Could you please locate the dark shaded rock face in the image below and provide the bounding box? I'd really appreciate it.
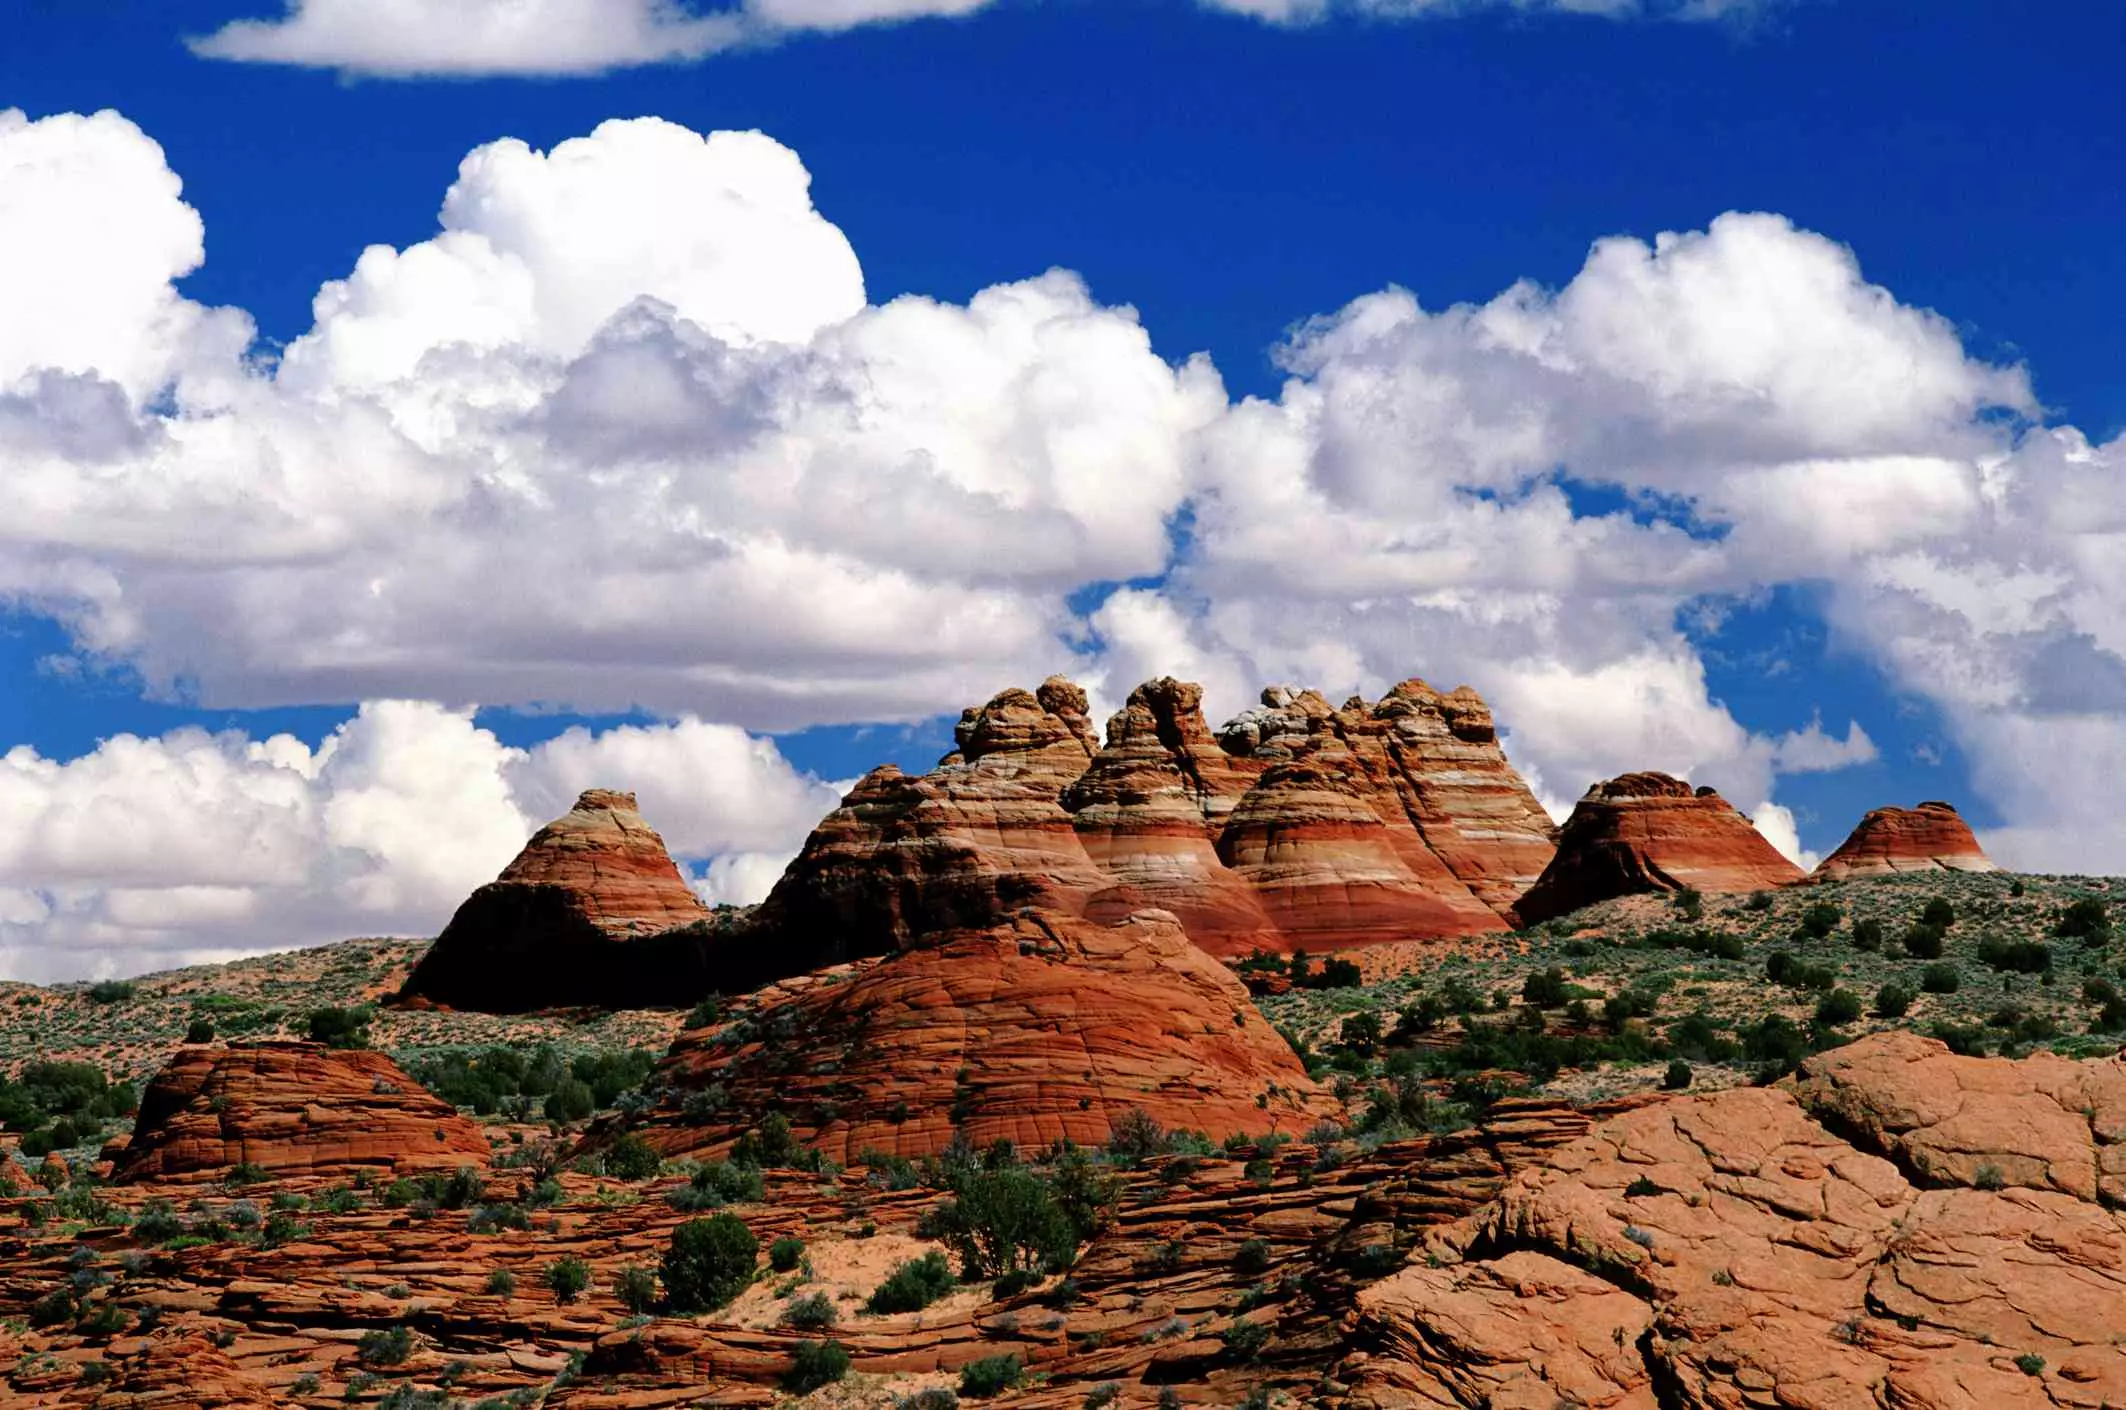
[1512,770,1804,925]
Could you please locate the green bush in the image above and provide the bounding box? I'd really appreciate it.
[543,1078,594,1123]
[1662,1059,1694,1090]
[184,1019,214,1044]
[868,1250,957,1314]
[356,1325,413,1367]
[1919,897,1956,929]
[1901,924,1946,960]
[545,1256,591,1304]
[1520,966,1570,1008]
[931,1167,1074,1278]
[784,1339,851,1394]
[669,1160,764,1210]
[782,1290,837,1330]
[1852,918,1884,952]
[1798,902,1841,940]
[1977,937,2051,974]
[2056,896,2109,941]
[1874,983,1916,1018]
[1233,1238,1271,1275]
[133,1199,184,1244]
[684,994,724,1028]
[958,1354,1024,1399]
[661,1214,758,1313]
[305,1006,372,1048]
[1920,962,1962,994]
[602,1132,662,1181]
[1814,989,1863,1026]
[1741,1015,1808,1069]
[769,1236,805,1273]
[484,1268,516,1296]
[87,980,135,1005]
[614,1264,658,1314]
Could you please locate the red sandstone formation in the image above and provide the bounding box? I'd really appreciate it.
[632,907,1339,1162]
[116,1042,490,1183]
[1512,771,1804,925]
[1342,1032,2126,1410]
[398,789,716,1012]
[752,671,1554,970]
[1813,799,1999,882]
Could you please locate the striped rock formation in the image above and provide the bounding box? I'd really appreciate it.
[1512,771,1804,925]
[398,789,715,1012]
[1813,800,1998,882]
[116,1042,489,1183]
[630,907,1339,1163]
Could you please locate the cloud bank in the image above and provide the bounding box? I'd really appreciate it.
[187,0,1770,78]
[1,106,2120,979]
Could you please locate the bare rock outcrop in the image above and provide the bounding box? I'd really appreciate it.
[116,1042,490,1183]
[398,790,720,1012]
[1512,771,1804,925]
[1813,799,1999,882]
[1342,1032,2126,1410]
[631,907,1338,1162]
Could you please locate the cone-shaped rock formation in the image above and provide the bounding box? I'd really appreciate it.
[1812,800,1998,882]
[399,789,720,1012]
[626,907,1339,1163]
[116,1042,490,1183]
[1512,771,1803,925]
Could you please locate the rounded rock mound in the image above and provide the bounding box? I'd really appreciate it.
[628,907,1340,1163]
[1812,800,1998,882]
[116,1042,490,1183]
[1512,771,1804,925]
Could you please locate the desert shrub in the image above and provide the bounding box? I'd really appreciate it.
[1901,924,1946,960]
[769,1236,806,1273]
[1799,902,1842,940]
[1741,1014,1808,1069]
[1852,918,1884,952]
[602,1132,662,1181]
[868,1251,957,1314]
[661,1215,757,1313]
[783,1290,837,1330]
[1744,891,1774,912]
[2056,896,2109,941]
[1662,1059,1694,1090]
[1920,962,1962,994]
[484,1268,516,1296]
[543,1078,594,1123]
[1814,989,1863,1026]
[467,1203,529,1235]
[1221,1318,1270,1360]
[305,1006,372,1049]
[1106,1107,1165,1161]
[87,980,135,1004]
[784,1340,851,1394]
[356,1325,413,1367]
[1919,897,1956,929]
[931,1167,1074,1278]
[959,1354,1024,1399]
[683,995,724,1029]
[544,1257,591,1303]
[614,1264,658,1314]
[669,1159,763,1210]
[133,1199,184,1244]
[900,1394,961,1410]
[1977,937,2051,974]
[1521,966,1570,1008]
[184,1019,215,1044]
[1234,1238,1272,1275]
[1874,983,1916,1018]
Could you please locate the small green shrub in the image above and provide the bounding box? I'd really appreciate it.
[184,1019,215,1044]
[614,1264,658,1314]
[1919,897,1956,929]
[661,1214,758,1313]
[305,1006,372,1049]
[1874,983,1916,1018]
[1662,1059,1694,1090]
[1851,918,1884,952]
[545,1256,591,1304]
[769,1236,805,1273]
[356,1325,413,1367]
[784,1339,851,1394]
[87,980,135,1004]
[543,1078,594,1123]
[602,1132,662,1182]
[1233,1238,1271,1276]
[958,1354,1024,1399]
[782,1290,837,1330]
[484,1268,516,1296]
[1920,962,1962,994]
[868,1250,957,1314]
[1814,989,1863,1026]
[1902,924,1946,960]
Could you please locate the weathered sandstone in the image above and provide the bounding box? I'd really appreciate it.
[116,1042,491,1183]
[1512,770,1804,925]
[1813,799,1999,881]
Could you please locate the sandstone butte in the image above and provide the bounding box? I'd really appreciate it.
[628,906,1342,1163]
[752,672,1560,973]
[398,788,714,1012]
[114,1041,491,1184]
[1511,770,1805,926]
[1813,799,2000,882]
[1342,1031,2126,1410]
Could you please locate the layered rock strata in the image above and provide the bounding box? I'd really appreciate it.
[1341,1031,2126,1410]
[116,1042,490,1183]
[1512,770,1804,924]
[399,790,722,1012]
[1813,799,1999,881]
[630,907,1340,1162]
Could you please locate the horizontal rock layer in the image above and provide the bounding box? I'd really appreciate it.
[1813,799,1999,881]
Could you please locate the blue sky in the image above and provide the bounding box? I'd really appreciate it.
[1,0,2121,979]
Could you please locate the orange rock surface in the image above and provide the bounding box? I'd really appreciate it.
[1344,1032,2126,1410]
[633,907,1340,1162]
[1512,770,1804,925]
[1813,799,1999,881]
[398,789,716,1012]
[116,1042,491,1184]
